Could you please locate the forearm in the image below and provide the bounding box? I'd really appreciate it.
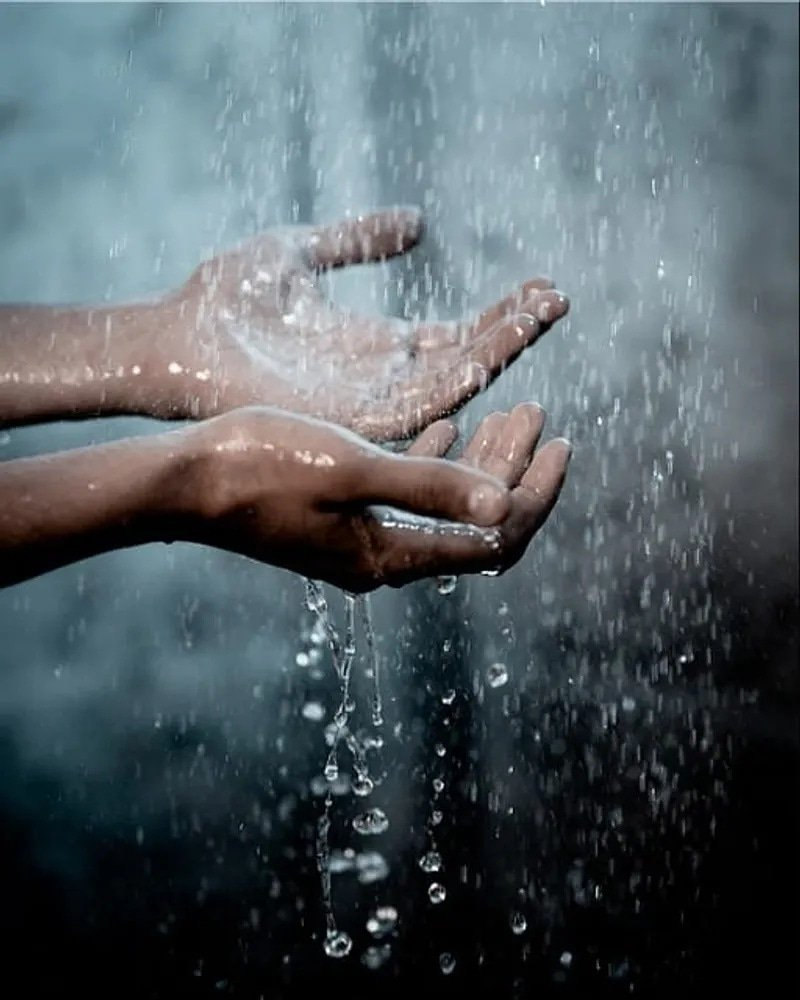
[0,430,193,586]
[0,300,203,427]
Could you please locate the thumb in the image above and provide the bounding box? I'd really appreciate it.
[343,453,511,526]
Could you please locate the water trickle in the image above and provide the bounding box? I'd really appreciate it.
[362,596,383,727]
[316,794,348,957]
[353,807,389,836]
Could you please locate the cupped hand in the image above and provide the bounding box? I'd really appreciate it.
[175,404,568,592]
[157,208,569,441]
[383,402,572,587]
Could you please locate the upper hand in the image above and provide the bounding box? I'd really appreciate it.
[156,208,569,441]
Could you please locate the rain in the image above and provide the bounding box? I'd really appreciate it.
[0,3,797,998]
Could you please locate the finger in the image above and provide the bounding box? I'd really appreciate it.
[506,437,572,542]
[305,207,423,269]
[460,412,508,467]
[412,284,568,353]
[370,437,571,587]
[474,277,556,333]
[384,307,562,437]
[337,453,510,527]
[405,420,458,458]
[490,402,547,486]
[460,404,546,487]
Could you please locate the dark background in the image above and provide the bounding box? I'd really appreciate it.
[0,4,797,997]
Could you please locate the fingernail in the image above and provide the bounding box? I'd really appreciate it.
[555,437,574,461]
[468,483,509,524]
[537,290,569,323]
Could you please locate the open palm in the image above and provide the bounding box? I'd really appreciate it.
[163,207,568,441]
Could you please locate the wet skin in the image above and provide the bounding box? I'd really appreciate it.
[0,208,571,588]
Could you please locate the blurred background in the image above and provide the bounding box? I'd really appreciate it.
[0,3,797,996]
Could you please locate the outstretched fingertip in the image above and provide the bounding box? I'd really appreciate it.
[468,481,511,525]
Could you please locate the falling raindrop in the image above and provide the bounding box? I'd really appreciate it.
[418,850,443,873]
[439,952,456,975]
[361,944,392,970]
[486,662,509,688]
[366,905,398,938]
[353,808,389,836]
[356,851,390,885]
[352,775,374,798]
[509,911,527,935]
[302,701,325,722]
[323,930,353,959]
[428,882,447,904]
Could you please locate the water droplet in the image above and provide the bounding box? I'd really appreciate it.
[439,952,456,975]
[324,761,339,782]
[509,911,527,935]
[361,944,392,970]
[560,951,573,968]
[621,696,636,712]
[352,775,374,798]
[353,808,389,836]
[436,575,457,595]
[486,662,509,688]
[418,850,443,873]
[428,882,447,904]
[323,930,352,959]
[356,851,389,884]
[432,777,445,793]
[434,743,447,757]
[366,905,398,938]
[302,701,325,722]
[441,689,456,705]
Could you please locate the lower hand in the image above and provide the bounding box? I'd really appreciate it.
[174,404,570,591]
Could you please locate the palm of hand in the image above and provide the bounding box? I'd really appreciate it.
[173,209,568,441]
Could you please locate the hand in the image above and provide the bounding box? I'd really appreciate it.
[404,403,572,585]
[175,404,569,592]
[156,207,569,440]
